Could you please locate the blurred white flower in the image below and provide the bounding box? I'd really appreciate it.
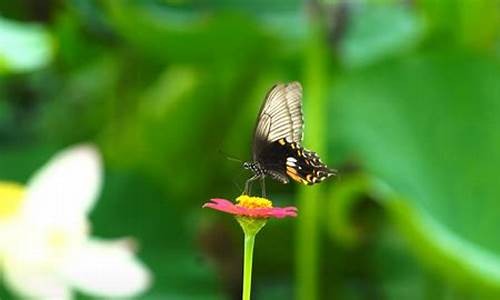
[0,145,151,300]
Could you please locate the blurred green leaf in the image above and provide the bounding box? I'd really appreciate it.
[327,175,370,247]
[457,0,499,50]
[0,144,58,182]
[89,171,222,299]
[326,174,488,299]
[39,56,118,144]
[372,222,431,300]
[0,17,53,74]
[381,186,500,297]
[99,65,203,195]
[340,4,424,68]
[103,0,306,64]
[0,101,11,125]
[331,50,500,293]
[419,0,499,50]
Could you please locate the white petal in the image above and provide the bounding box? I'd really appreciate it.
[64,239,151,298]
[3,255,71,300]
[3,217,88,268]
[22,144,102,225]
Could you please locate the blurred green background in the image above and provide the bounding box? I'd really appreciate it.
[1,0,500,299]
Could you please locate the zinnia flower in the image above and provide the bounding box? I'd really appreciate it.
[203,195,298,219]
[203,194,297,300]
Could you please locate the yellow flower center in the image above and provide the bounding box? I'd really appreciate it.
[48,229,69,248]
[0,182,24,219]
[236,195,273,209]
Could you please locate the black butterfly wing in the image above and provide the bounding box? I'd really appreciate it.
[283,142,337,185]
[252,82,336,185]
[259,138,337,185]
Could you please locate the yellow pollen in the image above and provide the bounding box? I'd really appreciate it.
[236,195,273,209]
[0,182,24,219]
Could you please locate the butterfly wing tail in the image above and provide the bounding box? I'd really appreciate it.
[293,148,337,185]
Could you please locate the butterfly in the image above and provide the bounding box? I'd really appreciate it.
[243,81,336,196]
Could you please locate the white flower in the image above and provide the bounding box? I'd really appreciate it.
[0,145,151,300]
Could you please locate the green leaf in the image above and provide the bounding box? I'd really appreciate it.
[340,4,424,68]
[419,0,499,50]
[327,175,370,247]
[90,172,222,299]
[382,187,500,296]
[103,0,306,63]
[0,144,59,182]
[0,17,53,74]
[330,50,500,293]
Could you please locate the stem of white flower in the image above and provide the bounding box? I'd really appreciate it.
[242,233,256,300]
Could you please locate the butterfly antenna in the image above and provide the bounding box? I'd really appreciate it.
[230,168,246,194]
[232,179,243,194]
[218,149,244,163]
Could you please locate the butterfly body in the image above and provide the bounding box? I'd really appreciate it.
[243,82,336,196]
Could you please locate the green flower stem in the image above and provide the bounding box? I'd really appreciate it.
[236,216,266,300]
[242,233,256,300]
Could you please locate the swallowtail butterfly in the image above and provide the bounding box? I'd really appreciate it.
[243,82,336,196]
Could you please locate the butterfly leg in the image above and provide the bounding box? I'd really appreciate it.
[244,175,259,195]
[260,177,266,198]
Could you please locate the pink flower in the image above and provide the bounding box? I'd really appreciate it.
[203,196,298,219]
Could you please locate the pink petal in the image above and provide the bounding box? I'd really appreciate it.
[203,199,240,215]
[270,207,298,218]
[203,198,298,219]
[208,198,233,205]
